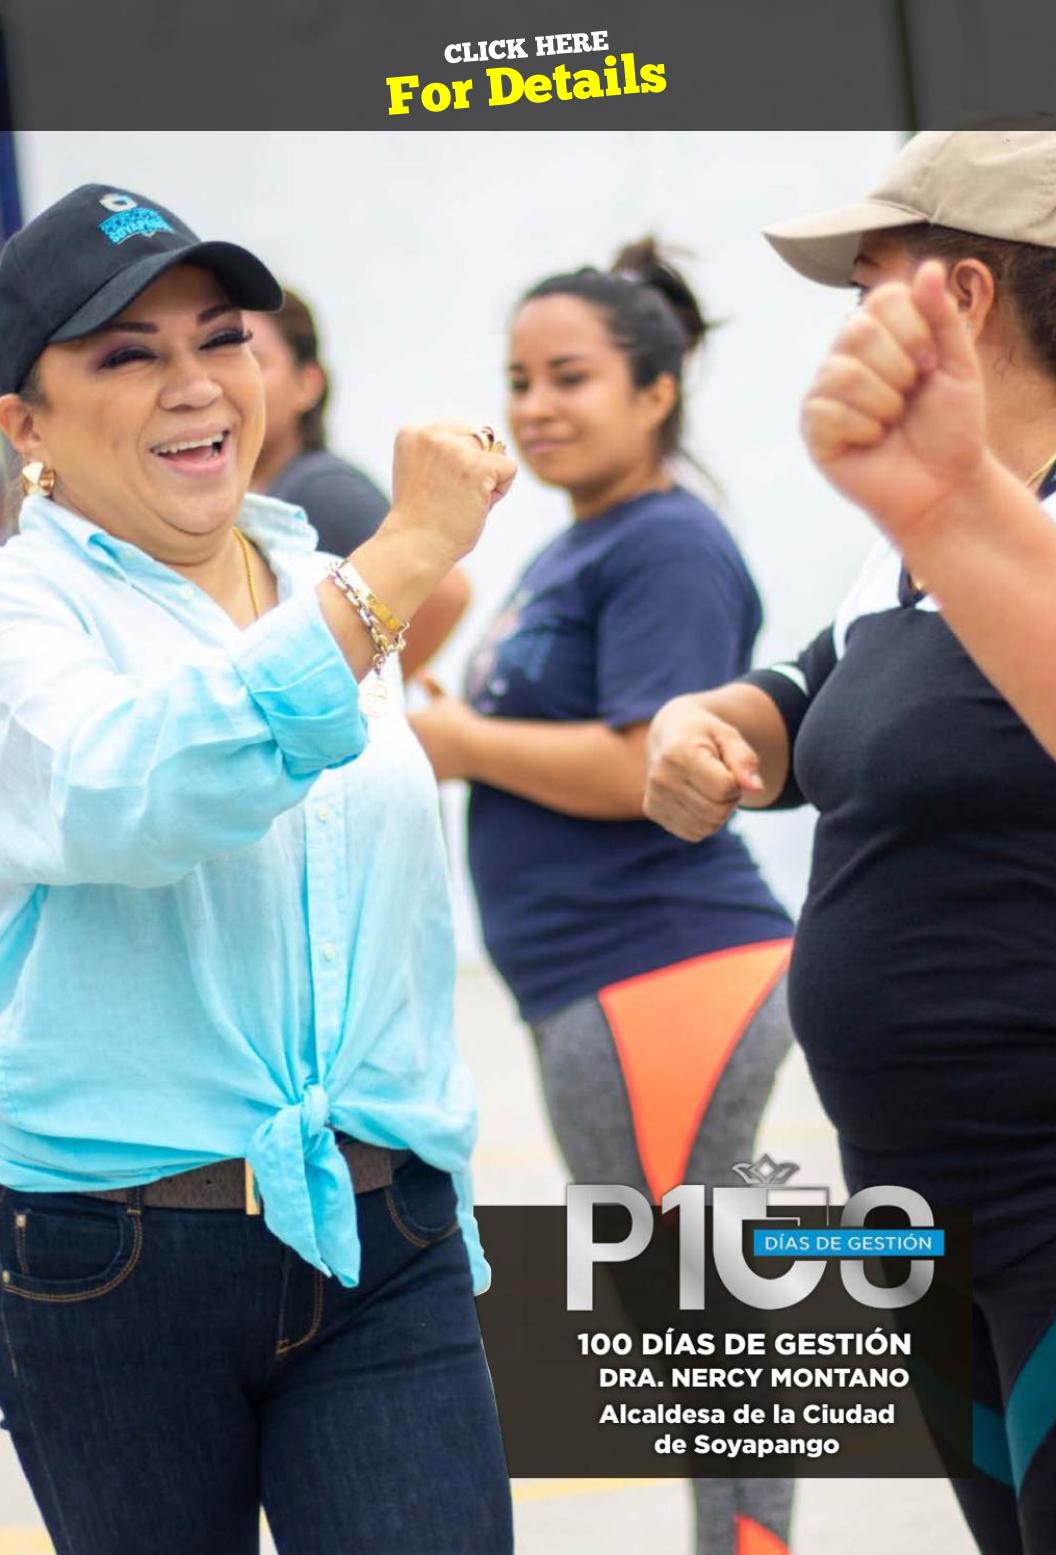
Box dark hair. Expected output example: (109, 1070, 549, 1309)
(0, 362, 46, 537)
(269, 287, 330, 451)
(520, 237, 712, 459)
(19, 361, 45, 407)
(896, 223, 1056, 380)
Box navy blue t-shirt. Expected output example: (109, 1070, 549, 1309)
(464, 487, 792, 1022)
(268, 449, 389, 556)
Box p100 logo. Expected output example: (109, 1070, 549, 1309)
(567, 1157, 943, 1312)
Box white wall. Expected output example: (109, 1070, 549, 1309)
(20, 130, 901, 956)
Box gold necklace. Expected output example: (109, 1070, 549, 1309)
(1025, 450, 1056, 493)
(909, 447, 1056, 595)
(232, 526, 261, 621)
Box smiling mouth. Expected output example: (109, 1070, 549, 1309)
(523, 438, 569, 454)
(151, 430, 231, 467)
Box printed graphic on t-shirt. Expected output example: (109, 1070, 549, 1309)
(465, 589, 559, 712)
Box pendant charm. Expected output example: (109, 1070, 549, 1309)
(359, 671, 389, 717)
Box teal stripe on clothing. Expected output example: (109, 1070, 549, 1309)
(972, 1401, 1013, 1488)
(1005, 1318, 1056, 1492)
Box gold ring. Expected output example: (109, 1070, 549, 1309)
(491, 438, 507, 457)
(471, 425, 496, 452)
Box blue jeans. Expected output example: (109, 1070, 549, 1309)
(0, 1156, 513, 1555)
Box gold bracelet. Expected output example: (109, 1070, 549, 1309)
(330, 559, 407, 639)
(327, 561, 408, 669)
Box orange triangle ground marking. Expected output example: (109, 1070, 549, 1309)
(598, 940, 792, 1202)
(735, 1513, 792, 1555)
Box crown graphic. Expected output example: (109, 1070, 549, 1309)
(731, 1153, 800, 1187)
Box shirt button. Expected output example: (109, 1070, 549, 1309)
(315, 803, 332, 823)
(178, 584, 194, 600)
(321, 943, 337, 962)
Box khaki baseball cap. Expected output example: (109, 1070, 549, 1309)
(764, 130, 1056, 287)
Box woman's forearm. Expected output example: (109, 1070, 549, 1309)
(317, 528, 449, 681)
(462, 716, 649, 819)
(899, 456, 1056, 758)
(459, 685, 787, 819)
(314, 423, 515, 681)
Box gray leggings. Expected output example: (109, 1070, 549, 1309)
(531, 977, 796, 1555)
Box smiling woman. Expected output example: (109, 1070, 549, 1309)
(8, 269, 272, 620)
(0, 184, 515, 1555)
(408, 238, 795, 1555)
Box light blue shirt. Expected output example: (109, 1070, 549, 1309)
(0, 493, 487, 1291)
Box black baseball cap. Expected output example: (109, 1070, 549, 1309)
(0, 183, 284, 394)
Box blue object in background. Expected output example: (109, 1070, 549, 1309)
(0, 19, 22, 240)
(0, 44, 21, 538)
(0, 131, 21, 239)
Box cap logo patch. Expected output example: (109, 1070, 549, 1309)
(99, 207, 175, 245)
(98, 192, 138, 213)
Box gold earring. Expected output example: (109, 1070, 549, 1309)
(20, 461, 55, 499)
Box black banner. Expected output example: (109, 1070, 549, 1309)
(476, 1205, 973, 1478)
(3, 0, 1055, 130)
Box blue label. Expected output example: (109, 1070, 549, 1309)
(752, 1228, 945, 1258)
(98, 208, 175, 245)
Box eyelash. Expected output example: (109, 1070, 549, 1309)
(100, 327, 254, 370)
(509, 374, 586, 394)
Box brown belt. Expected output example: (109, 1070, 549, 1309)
(82, 1137, 410, 1212)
